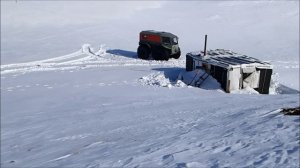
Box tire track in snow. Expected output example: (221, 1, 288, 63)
(1, 50, 83, 70)
(1, 44, 185, 75)
(41, 141, 104, 165)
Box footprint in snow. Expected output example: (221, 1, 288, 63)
(276, 123, 284, 128)
(253, 153, 270, 166)
(121, 157, 133, 167)
(197, 142, 203, 147)
(98, 83, 105, 86)
(287, 146, 299, 155)
(6, 87, 14, 90)
(273, 150, 283, 164)
(162, 154, 174, 165)
(222, 146, 231, 152)
(175, 162, 187, 168)
(143, 148, 151, 153)
(85, 162, 100, 168)
(293, 118, 300, 122)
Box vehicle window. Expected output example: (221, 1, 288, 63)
(162, 37, 171, 44)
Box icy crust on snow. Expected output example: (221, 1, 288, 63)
(230, 86, 259, 94)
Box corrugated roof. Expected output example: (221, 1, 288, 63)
(187, 49, 272, 69)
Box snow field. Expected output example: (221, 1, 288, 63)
(1, 44, 298, 96)
(1, 1, 299, 167)
(1, 51, 299, 167)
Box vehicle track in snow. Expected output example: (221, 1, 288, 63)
(1, 44, 185, 75)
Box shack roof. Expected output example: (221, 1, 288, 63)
(187, 49, 273, 69)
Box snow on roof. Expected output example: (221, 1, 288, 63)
(187, 49, 272, 69)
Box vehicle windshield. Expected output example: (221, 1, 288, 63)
(162, 37, 171, 44)
(162, 37, 178, 45)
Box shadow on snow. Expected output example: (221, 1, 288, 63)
(106, 49, 137, 59)
(276, 84, 300, 94)
(152, 67, 185, 82)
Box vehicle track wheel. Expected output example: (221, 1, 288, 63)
(152, 48, 169, 61)
(137, 45, 150, 59)
(173, 48, 181, 59)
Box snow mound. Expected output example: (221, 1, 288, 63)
(139, 72, 187, 88)
(94, 44, 107, 56)
(139, 69, 223, 90)
(81, 44, 93, 54)
(139, 72, 173, 88)
(231, 86, 259, 94)
(269, 72, 299, 94)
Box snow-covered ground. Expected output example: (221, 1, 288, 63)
(1, 1, 299, 168)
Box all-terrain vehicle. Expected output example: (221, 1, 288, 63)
(137, 30, 181, 61)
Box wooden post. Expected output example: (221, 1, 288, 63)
(204, 34, 207, 56)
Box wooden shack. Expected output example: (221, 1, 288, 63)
(186, 49, 273, 94)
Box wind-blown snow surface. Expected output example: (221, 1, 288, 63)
(1, 1, 299, 168)
(1, 45, 300, 168)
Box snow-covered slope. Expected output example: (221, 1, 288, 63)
(1, 45, 299, 168)
(1, 1, 299, 168)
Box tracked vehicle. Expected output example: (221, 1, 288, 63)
(137, 30, 181, 61)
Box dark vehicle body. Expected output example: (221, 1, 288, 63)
(137, 30, 181, 60)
